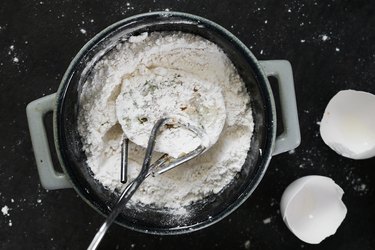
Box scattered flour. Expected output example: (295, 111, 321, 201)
(78, 32, 254, 212)
(244, 240, 251, 249)
(1, 205, 9, 216)
(263, 217, 272, 224)
(321, 34, 329, 41)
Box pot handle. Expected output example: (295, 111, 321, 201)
(259, 60, 301, 155)
(26, 93, 72, 190)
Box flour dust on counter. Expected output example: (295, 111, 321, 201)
(1, 205, 10, 216)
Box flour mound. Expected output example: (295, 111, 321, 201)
(116, 67, 226, 158)
(78, 32, 254, 212)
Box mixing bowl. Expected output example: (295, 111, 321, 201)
(26, 11, 300, 234)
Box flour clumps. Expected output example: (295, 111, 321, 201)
(116, 69, 226, 158)
(78, 32, 254, 212)
(1, 205, 9, 216)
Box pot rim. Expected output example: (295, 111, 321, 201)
(53, 11, 276, 235)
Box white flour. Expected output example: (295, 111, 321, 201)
(116, 68, 227, 158)
(78, 32, 254, 212)
(1, 205, 9, 216)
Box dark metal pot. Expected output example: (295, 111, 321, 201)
(26, 11, 300, 235)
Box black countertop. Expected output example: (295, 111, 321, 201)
(1, 0, 374, 249)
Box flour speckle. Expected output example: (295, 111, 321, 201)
(335, 47, 340, 52)
(263, 217, 272, 224)
(244, 240, 251, 249)
(80, 28, 87, 34)
(352, 178, 369, 195)
(357, 184, 366, 191)
(13, 57, 19, 63)
(1, 205, 10, 216)
(321, 34, 329, 41)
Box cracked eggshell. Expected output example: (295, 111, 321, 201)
(320, 90, 375, 159)
(280, 176, 347, 244)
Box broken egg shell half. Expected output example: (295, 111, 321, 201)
(280, 175, 347, 244)
(320, 89, 375, 159)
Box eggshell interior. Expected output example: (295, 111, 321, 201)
(320, 89, 375, 159)
(281, 176, 347, 244)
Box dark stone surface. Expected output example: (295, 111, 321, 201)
(0, 0, 374, 249)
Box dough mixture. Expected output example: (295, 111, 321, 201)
(78, 32, 254, 213)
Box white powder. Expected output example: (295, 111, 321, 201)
(1, 205, 9, 216)
(321, 34, 329, 41)
(78, 32, 254, 212)
(244, 240, 251, 249)
(263, 217, 272, 224)
(116, 68, 226, 157)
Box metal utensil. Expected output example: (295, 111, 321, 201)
(120, 137, 129, 184)
(88, 117, 208, 250)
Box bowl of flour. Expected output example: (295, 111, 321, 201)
(27, 11, 300, 234)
